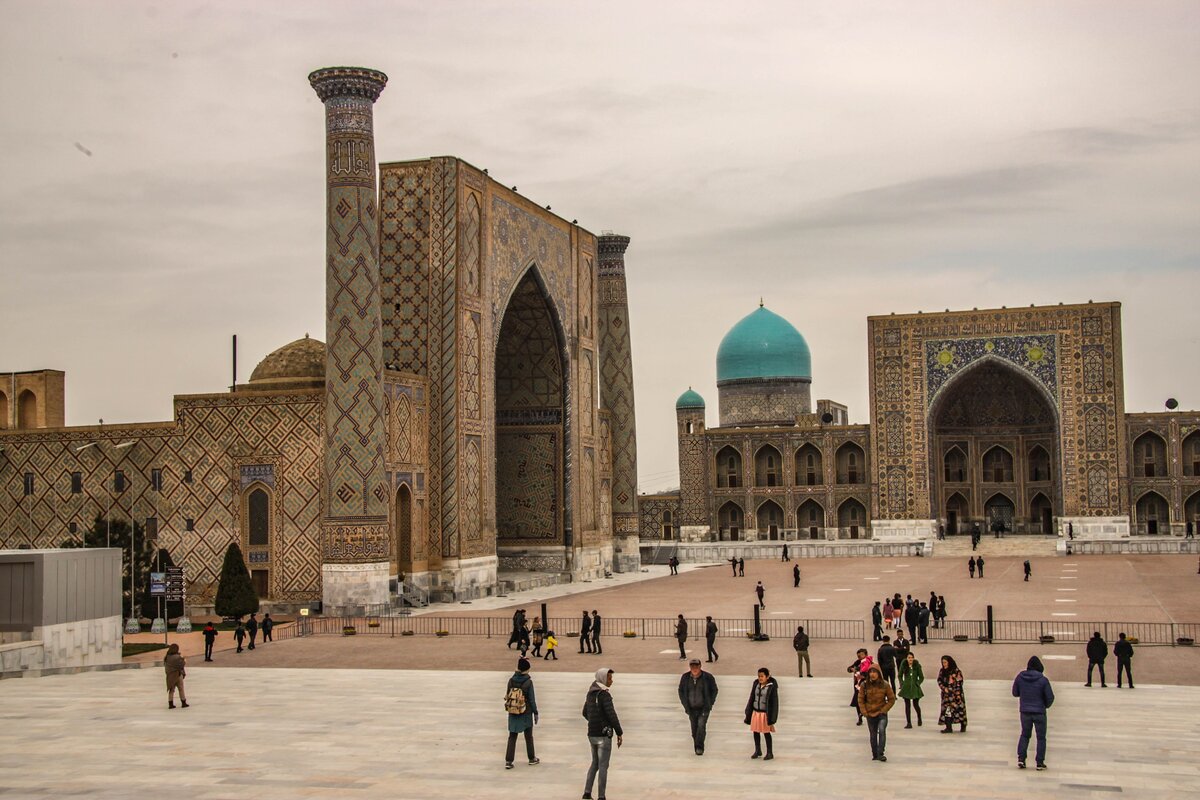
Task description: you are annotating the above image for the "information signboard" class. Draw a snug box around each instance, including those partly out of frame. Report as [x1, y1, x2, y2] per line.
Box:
[165, 566, 185, 602]
[150, 572, 166, 596]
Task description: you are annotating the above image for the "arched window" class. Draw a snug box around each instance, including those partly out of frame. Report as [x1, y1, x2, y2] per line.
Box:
[1029, 492, 1053, 535]
[247, 488, 270, 546]
[945, 492, 968, 535]
[795, 444, 822, 486]
[1133, 432, 1167, 478]
[396, 484, 414, 572]
[756, 500, 783, 538]
[1028, 445, 1051, 483]
[718, 501, 743, 541]
[17, 390, 36, 428]
[836, 443, 865, 484]
[838, 499, 867, 538]
[0, 391, 7, 429]
[943, 446, 966, 483]
[1185, 491, 1200, 534]
[754, 445, 782, 487]
[1135, 491, 1169, 535]
[1181, 432, 1200, 478]
[661, 509, 674, 540]
[798, 499, 823, 539]
[981, 446, 1014, 483]
[715, 446, 742, 488]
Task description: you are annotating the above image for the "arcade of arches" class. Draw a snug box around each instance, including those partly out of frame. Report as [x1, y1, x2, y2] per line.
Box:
[931, 360, 1059, 534]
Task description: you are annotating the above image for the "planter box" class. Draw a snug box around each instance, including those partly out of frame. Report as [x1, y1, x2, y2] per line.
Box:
[401, 630, 415, 636]
[368, 620, 381, 628]
[342, 626, 357, 636]
[1039, 635, 1055, 644]
[1178, 637, 1195, 646]
[1127, 637, 1139, 645]
[622, 632, 637, 638]
[435, 631, 450, 637]
[952, 634, 969, 642]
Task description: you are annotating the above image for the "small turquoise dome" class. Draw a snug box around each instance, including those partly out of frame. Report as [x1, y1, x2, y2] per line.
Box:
[676, 388, 705, 409]
[716, 305, 812, 383]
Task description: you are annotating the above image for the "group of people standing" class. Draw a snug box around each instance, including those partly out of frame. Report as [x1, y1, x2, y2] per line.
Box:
[873, 593, 942, 643]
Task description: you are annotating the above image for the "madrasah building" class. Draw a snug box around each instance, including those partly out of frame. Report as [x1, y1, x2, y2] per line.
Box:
[0, 66, 642, 612]
[638, 301, 1200, 555]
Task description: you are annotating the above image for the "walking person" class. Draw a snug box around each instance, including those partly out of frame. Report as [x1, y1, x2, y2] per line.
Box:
[580, 610, 593, 654]
[793, 625, 812, 677]
[738, 557, 745, 577]
[937, 596, 948, 629]
[917, 602, 930, 644]
[891, 595, 903, 630]
[530, 617, 544, 659]
[591, 611, 603, 655]
[928, 591, 939, 626]
[234, 620, 246, 653]
[848, 648, 873, 726]
[508, 608, 524, 650]
[872, 601, 884, 641]
[1012, 656, 1054, 770]
[261, 613, 274, 643]
[892, 634, 911, 675]
[781, 543, 789, 562]
[1114, 632, 1135, 688]
[1085, 631, 1108, 687]
[582, 668, 622, 800]
[678, 658, 719, 755]
[857, 664, 896, 762]
[705, 616, 719, 663]
[877, 636, 897, 691]
[976, 556, 985, 578]
[898, 652, 924, 728]
[163, 643, 189, 709]
[675, 614, 689, 660]
[1024, 560, 1032, 581]
[793, 563, 800, 588]
[755, 581, 766, 610]
[937, 655, 968, 733]
[543, 630, 558, 660]
[968, 557, 976, 579]
[201, 621, 218, 662]
[905, 602, 919, 642]
[246, 612, 258, 649]
[730, 557, 738, 577]
[504, 658, 540, 769]
[744, 667, 779, 760]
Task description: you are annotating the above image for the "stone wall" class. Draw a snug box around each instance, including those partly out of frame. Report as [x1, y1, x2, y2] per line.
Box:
[0, 615, 121, 674]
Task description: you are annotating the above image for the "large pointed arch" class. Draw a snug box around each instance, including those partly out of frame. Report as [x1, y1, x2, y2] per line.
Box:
[1134, 490, 1169, 535]
[754, 444, 783, 487]
[755, 499, 784, 539]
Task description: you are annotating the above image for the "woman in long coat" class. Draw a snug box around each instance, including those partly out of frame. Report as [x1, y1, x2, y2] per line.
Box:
[163, 643, 188, 709]
[505, 658, 539, 768]
[937, 654, 967, 733]
[898, 651, 924, 727]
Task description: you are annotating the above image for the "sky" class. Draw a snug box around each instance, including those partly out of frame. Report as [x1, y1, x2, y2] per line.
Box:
[1, 1, 1197, 494]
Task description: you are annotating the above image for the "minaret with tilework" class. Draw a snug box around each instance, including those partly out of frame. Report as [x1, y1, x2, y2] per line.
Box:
[597, 234, 641, 572]
[309, 66, 391, 611]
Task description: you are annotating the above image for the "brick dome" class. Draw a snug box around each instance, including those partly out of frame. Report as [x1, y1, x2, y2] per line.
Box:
[248, 336, 325, 390]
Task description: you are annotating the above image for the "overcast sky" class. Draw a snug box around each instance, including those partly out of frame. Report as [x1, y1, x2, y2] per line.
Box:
[2, 1, 1197, 493]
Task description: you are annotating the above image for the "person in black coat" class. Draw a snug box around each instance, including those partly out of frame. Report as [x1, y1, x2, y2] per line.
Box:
[905, 603, 920, 642]
[234, 621, 245, 653]
[738, 557, 745, 577]
[201, 621, 218, 662]
[1085, 631, 1108, 687]
[705, 616, 719, 663]
[582, 668, 622, 800]
[678, 659, 719, 755]
[872, 602, 884, 641]
[793, 564, 801, 588]
[246, 613, 258, 649]
[744, 667, 780, 760]
[877, 636, 897, 691]
[968, 557, 976, 578]
[675, 615, 689, 659]
[591, 611, 603, 655]
[893, 634, 911, 671]
[261, 613, 274, 643]
[1114, 632, 1135, 688]
[917, 602, 931, 643]
[755, 581, 766, 609]
[580, 611, 593, 654]
[976, 556, 985, 578]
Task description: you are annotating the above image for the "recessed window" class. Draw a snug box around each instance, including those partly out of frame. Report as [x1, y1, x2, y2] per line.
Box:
[145, 517, 158, 540]
[185, 518, 195, 532]
[68, 521, 78, 535]
[23, 473, 34, 496]
[151, 468, 163, 492]
[71, 472, 83, 494]
[114, 471, 126, 493]
[183, 470, 193, 484]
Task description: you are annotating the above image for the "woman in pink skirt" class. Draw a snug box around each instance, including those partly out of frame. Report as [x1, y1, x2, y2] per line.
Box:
[743, 667, 779, 760]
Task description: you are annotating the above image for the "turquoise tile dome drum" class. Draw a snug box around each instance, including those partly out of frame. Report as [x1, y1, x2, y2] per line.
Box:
[716, 306, 812, 383]
[676, 388, 706, 409]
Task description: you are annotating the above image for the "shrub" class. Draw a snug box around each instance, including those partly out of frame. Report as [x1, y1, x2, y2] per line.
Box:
[214, 542, 259, 619]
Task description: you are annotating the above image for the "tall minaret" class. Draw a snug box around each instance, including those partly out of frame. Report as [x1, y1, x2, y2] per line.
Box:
[309, 66, 390, 612]
[597, 234, 641, 572]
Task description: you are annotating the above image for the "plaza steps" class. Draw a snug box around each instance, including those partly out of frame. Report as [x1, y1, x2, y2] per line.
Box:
[930, 535, 1060, 558]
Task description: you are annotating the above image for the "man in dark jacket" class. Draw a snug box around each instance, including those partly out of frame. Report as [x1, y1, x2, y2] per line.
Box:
[872, 602, 884, 641]
[705, 616, 718, 663]
[1012, 655, 1055, 770]
[1114, 632, 1135, 688]
[261, 613, 274, 643]
[590, 611, 603, 655]
[917, 602, 931, 643]
[202, 621, 218, 661]
[793, 626, 812, 677]
[234, 621, 245, 653]
[755, 581, 766, 609]
[675, 615, 688, 659]
[678, 658, 719, 755]
[246, 613, 258, 650]
[976, 556, 986, 578]
[1085, 631, 1108, 687]
[579, 611, 593, 654]
[583, 668, 622, 800]
[793, 563, 800, 588]
[876, 636, 897, 691]
[905, 602, 920, 642]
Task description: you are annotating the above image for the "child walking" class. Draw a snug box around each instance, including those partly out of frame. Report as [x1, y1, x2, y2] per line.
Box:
[543, 630, 558, 660]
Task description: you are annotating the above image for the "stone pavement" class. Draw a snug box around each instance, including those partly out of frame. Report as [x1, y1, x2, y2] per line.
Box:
[2, 667, 1198, 798]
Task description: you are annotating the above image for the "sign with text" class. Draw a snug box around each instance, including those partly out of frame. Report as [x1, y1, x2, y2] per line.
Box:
[165, 566, 185, 602]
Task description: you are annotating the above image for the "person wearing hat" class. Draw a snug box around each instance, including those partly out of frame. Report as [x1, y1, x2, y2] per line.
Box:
[678, 658, 719, 755]
[1012, 655, 1054, 770]
[582, 667, 623, 800]
[504, 657, 540, 770]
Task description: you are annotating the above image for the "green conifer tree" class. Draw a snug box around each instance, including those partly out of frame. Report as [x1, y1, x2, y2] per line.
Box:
[214, 542, 259, 619]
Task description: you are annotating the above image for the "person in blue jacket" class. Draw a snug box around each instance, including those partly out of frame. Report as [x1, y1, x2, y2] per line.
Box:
[1012, 656, 1055, 771]
[504, 658, 540, 769]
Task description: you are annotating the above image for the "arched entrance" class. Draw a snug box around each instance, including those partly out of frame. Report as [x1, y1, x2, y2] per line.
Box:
[1135, 491, 1169, 535]
[930, 359, 1059, 533]
[17, 390, 36, 428]
[838, 498, 867, 539]
[495, 269, 568, 547]
[756, 500, 783, 540]
[395, 484, 413, 574]
[1186, 491, 1200, 535]
[797, 499, 823, 540]
[718, 501, 743, 541]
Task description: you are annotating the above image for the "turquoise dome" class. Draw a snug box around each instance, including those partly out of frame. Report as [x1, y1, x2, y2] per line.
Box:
[676, 388, 705, 409]
[716, 306, 812, 383]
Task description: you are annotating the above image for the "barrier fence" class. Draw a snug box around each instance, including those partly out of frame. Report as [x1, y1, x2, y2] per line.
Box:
[278, 615, 1200, 646]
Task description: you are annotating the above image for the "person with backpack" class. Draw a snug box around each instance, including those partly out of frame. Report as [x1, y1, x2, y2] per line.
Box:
[504, 658, 539, 770]
[582, 668, 623, 800]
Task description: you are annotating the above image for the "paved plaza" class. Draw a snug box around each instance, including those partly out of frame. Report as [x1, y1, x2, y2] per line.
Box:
[3, 667, 1199, 798]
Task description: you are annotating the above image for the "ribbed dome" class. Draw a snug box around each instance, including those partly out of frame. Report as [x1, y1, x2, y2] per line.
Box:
[249, 336, 325, 389]
[716, 306, 811, 383]
[676, 388, 706, 409]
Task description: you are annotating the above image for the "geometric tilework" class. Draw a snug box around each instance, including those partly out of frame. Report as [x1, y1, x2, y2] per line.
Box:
[496, 430, 559, 541]
[596, 234, 639, 533]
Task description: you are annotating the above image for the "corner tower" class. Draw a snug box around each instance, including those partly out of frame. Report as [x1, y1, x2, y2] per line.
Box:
[309, 66, 390, 612]
[675, 389, 709, 535]
[597, 233, 641, 572]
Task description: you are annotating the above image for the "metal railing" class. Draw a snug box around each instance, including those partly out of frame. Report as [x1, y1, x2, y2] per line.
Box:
[923, 619, 1199, 646]
[281, 615, 865, 641]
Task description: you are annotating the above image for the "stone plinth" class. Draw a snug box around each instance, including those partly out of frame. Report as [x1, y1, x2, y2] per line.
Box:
[1060, 515, 1130, 539]
[321, 561, 390, 614]
[871, 519, 936, 541]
